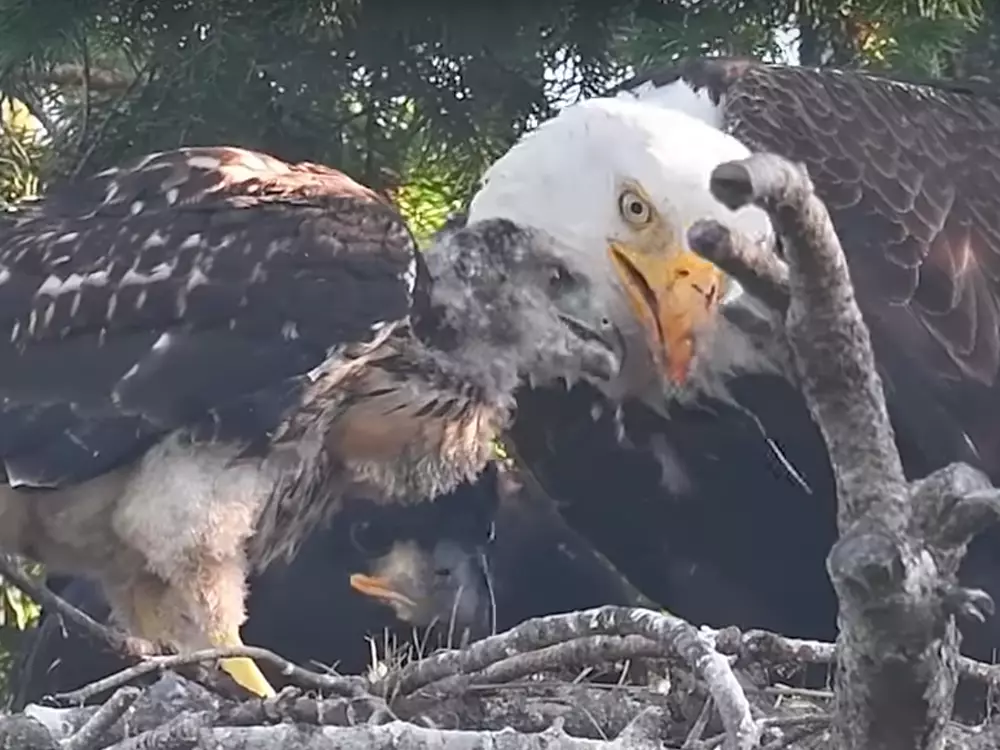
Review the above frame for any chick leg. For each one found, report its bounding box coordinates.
[168,557,276,698]
[115,572,172,645]
[118,566,275,698]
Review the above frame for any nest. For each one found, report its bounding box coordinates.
[4,152,1000,750]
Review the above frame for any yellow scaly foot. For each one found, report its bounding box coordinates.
[215,630,276,698]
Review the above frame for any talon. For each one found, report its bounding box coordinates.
[220,655,276,698]
[277,685,303,701]
[124,636,160,658]
[213,628,276,698]
[944,585,995,625]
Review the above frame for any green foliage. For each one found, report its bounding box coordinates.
[845,0,984,77]
[0,563,41,704]
[0,96,44,205]
[0,581,39,633]
[615,2,798,68]
[0,0,671,201]
[613,0,985,77]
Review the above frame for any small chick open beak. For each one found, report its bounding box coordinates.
[608,243,724,384]
[349,573,418,610]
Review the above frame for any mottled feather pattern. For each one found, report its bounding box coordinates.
[0,145,624,690]
[0,147,421,485]
[0,147,416,348]
[248,217,622,567]
[250,332,505,568]
[722,65,1000,388]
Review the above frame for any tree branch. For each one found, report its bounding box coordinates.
[706,155,908,527]
[107,708,669,750]
[0,556,147,660]
[28,64,136,93]
[687,152,1000,750]
[61,687,140,750]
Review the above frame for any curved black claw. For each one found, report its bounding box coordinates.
[37,693,63,708]
[943,585,995,625]
[275,685,305,703]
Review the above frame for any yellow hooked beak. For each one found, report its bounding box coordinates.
[608,242,725,385]
[349,572,417,609]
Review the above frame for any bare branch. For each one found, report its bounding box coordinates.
[0,555,149,660]
[50,645,368,706]
[427,634,662,691]
[690,152,1000,750]
[106,709,669,750]
[705,155,908,529]
[61,687,140,750]
[28,64,136,93]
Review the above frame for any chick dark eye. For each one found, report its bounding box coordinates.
[434,568,452,579]
[349,522,371,552]
[774,236,787,261]
[349,521,386,555]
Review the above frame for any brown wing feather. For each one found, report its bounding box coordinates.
[720,64,1000,388]
[0,146,423,486]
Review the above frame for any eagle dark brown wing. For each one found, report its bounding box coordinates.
[621,59,1000,477]
[0,146,425,486]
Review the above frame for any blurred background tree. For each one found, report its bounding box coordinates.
[0,0,993,704]
[614,0,985,77]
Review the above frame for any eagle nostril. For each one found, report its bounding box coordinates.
[688,282,719,308]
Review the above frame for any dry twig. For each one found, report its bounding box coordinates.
[422,634,662,692]
[50,645,368,706]
[61,686,140,750]
[375,606,760,750]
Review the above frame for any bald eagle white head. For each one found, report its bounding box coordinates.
[468,96,775,406]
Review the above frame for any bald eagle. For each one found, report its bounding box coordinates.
[469,58,1000,481]
[464,59,1000,657]
[468,81,769,413]
[0,146,623,698]
[608,58,1000,483]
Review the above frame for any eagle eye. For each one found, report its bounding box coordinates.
[618,189,652,226]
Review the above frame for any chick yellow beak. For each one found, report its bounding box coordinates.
[608,243,724,385]
[349,573,417,609]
